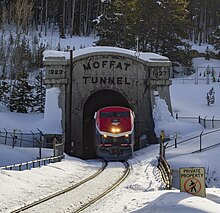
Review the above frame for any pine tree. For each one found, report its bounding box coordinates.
[33,70,45,113]
[144,0,189,55]
[0,80,10,105]
[213,27,220,51]
[9,82,19,112]
[0,82,3,102]
[95,0,135,49]
[206,87,215,106]
[10,35,33,79]
[95,0,189,57]
[9,72,34,113]
[173,42,193,75]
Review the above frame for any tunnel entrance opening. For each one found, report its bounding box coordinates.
[82,89,130,159]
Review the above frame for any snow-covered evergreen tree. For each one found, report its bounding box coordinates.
[213,27,220,51]
[10,35,32,79]
[95,0,189,58]
[33,71,45,113]
[0,81,10,105]
[206,87,215,106]
[9,72,34,113]
[94,0,136,49]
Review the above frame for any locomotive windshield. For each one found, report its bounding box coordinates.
[100,111,130,118]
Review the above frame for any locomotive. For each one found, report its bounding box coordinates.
[94,106,135,160]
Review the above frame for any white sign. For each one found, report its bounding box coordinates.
[179,167,206,197]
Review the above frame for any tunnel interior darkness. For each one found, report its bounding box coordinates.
[83,89,130,159]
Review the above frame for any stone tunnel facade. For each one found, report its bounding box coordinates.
[43,47,172,159]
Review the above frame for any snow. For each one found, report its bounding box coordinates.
[153,93,204,137]
[1,51,220,212]
[38,31,97,51]
[44,46,170,63]
[190,42,218,54]
[0,87,61,133]
[42,87,62,134]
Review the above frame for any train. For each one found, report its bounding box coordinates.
[94,106,135,160]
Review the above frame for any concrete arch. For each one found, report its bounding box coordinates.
[72,50,147,68]
[82,89,130,158]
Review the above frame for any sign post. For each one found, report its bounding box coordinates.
[179,167,206,197]
[170,132,181,148]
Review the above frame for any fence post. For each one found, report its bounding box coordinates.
[212,116,215,128]
[12,129,16,148]
[30,131,35,146]
[175,137,177,148]
[176,113,178,119]
[38,129,43,159]
[198,116,201,124]
[200,131,204,152]
[19,129,23,147]
[4,128,7,145]
[53,138,56,157]
[37,128,44,147]
[204,116,207,128]
[39,139,42,159]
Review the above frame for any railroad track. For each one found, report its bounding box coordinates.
[10,160,130,213]
[10,159,107,213]
[75,160,130,213]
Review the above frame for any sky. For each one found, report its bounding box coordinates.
[0,36,220,212]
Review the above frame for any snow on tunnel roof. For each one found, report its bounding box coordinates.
[43,46,170,63]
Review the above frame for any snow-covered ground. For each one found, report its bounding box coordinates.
[0,50,220,212]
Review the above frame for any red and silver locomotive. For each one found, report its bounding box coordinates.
[94,106,135,160]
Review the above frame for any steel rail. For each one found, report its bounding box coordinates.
[74,161,131,213]
[10,159,107,213]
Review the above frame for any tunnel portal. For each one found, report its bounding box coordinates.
[43,47,172,159]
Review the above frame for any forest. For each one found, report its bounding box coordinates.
[0,0,220,46]
[0,0,220,113]
[0,1,220,53]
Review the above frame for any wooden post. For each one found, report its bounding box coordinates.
[160,130,165,158]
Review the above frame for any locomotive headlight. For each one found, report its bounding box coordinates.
[116,128,120,133]
[125,134,129,138]
[111,128,116,133]
[111,128,120,133]
[103,134,108,138]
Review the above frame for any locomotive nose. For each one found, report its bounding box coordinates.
[111,118,120,126]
